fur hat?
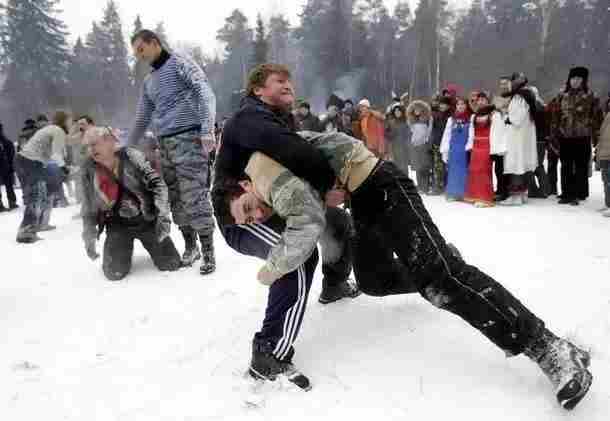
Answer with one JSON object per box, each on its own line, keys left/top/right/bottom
{"left": 358, "top": 99, "right": 371, "bottom": 108}
{"left": 568, "top": 66, "right": 589, "bottom": 81}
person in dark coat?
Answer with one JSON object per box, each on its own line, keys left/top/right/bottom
{"left": 295, "top": 101, "right": 322, "bottom": 132}
{"left": 0, "top": 123, "right": 18, "bottom": 211}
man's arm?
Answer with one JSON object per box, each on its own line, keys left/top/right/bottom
{"left": 80, "top": 164, "right": 98, "bottom": 244}
{"left": 230, "top": 112, "right": 336, "bottom": 194}
{"left": 252, "top": 163, "right": 326, "bottom": 285}
{"left": 127, "top": 83, "right": 154, "bottom": 147}
{"left": 176, "top": 55, "right": 216, "bottom": 138}
{"left": 125, "top": 148, "right": 170, "bottom": 219}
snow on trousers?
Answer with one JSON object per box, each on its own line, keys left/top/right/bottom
{"left": 103, "top": 217, "right": 181, "bottom": 281}
{"left": 159, "top": 130, "right": 215, "bottom": 237}
{"left": 350, "top": 161, "right": 545, "bottom": 356}
{"left": 220, "top": 215, "right": 317, "bottom": 361}
{"left": 15, "top": 155, "right": 49, "bottom": 234}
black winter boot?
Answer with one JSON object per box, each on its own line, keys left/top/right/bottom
{"left": 524, "top": 328, "right": 592, "bottom": 410}
{"left": 318, "top": 279, "right": 361, "bottom": 304}
{"left": 249, "top": 339, "right": 311, "bottom": 391}
{"left": 199, "top": 234, "right": 216, "bottom": 275}
{"left": 180, "top": 227, "right": 201, "bottom": 266}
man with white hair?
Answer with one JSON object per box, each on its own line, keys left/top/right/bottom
{"left": 80, "top": 127, "right": 182, "bottom": 281}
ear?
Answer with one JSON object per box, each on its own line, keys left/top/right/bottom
{"left": 253, "top": 86, "right": 264, "bottom": 97}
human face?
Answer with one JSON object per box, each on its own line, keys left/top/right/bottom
{"left": 477, "top": 96, "right": 489, "bottom": 108}
{"left": 456, "top": 100, "right": 467, "bottom": 114}
{"left": 499, "top": 79, "right": 511, "bottom": 94}
{"left": 570, "top": 76, "right": 583, "bottom": 90}
{"left": 88, "top": 133, "right": 117, "bottom": 164}
{"left": 359, "top": 105, "right": 370, "bottom": 117}
{"left": 230, "top": 181, "right": 273, "bottom": 224}
{"left": 132, "top": 38, "right": 161, "bottom": 65}
{"left": 393, "top": 108, "right": 403, "bottom": 119}
{"left": 439, "top": 103, "right": 450, "bottom": 112}
{"left": 254, "top": 73, "right": 295, "bottom": 109}
{"left": 77, "top": 118, "right": 92, "bottom": 134}
{"left": 298, "top": 107, "right": 309, "bottom": 117}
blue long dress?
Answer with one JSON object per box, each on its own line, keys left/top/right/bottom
{"left": 446, "top": 119, "right": 469, "bottom": 199}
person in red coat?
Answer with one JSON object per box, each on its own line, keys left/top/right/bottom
{"left": 465, "top": 93, "right": 495, "bottom": 207}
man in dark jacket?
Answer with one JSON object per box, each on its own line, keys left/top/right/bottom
{"left": 295, "top": 101, "right": 322, "bottom": 132}
{"left": 0, "top": 123, "right": 18, "bottom": 211}
{"left": 212, "top": 64, "right": 359, "bottom": 389}
{"left": 429, "top": 97, "right": 452, "bottom": 194}
{"left": 81, "top": 127, "right": 182, "bottom": 281}
{"left": 550, "top": 67, "right": 603, "bottom": 205}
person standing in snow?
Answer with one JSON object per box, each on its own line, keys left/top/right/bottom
{"left": 80, "top": 127, "right": 182, "bottom": 281}
{"left": 596, "top": 111, "right": 610, "bottom": 217}
{"left": 497, "top": 72, "right": 538, "bottom": 206}
{"left": 384, "top": 103, "right": 411, "bottom": 174}
{"left": 0, "top": 123, "right": 18, "bottom": 212}
{"left": 429, "top": 96, "right": 452, "bottom": 195}
{"left": 127, "top": 29, "right": 217, "bottom": 275}
{"left": 406, "top": 100, "right": 433, "bottom": 193}
{"left": 549, "top": 67, "right": 603, "bottom": 205}
{"left": 15, "top": 111, "right": 71, "bottom": 243}
{"left": 441, "top": 97, "right": 471, "bottom": 201}
{"left": 217, "top": 129, "right": 593, "bottom": 410}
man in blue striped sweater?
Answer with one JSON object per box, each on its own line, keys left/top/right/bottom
{"left": 127, "top": 30, "right": 217, "bottom": 275}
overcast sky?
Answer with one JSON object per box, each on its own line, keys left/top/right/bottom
{"left": 58, "top": 0, "right": 471, "bottom": 56}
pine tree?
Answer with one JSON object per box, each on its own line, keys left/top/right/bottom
{"left": 131, "top": 14, "right": 150, "bottom": 108}
{"left": 251, "top": 14, "right": 268, "bottom": 67}
{"left": 268, "top": 14, "right": 291, "bottom": 64}
{"left": 66, "top": 37, "right": 94, "bottom": 116}
{"left": 216, "top": 9, "right": 252, "bottom": 101}
{"left": 0, "top": 0, "right": 71, "bottom": 118}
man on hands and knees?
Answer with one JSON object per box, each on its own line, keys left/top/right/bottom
{"left": 81, "top": 127, "right": 182, "bottom": 281}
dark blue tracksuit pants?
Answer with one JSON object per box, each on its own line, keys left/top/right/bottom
{"left": 220, "top": 214, "right": 317, "bottom": 361}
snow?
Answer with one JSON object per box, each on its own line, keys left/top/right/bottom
{"left": 1, "top": 177, "right": 609, "bottom": 421}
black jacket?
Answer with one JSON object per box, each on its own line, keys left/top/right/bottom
{"left": 214, "top": 95, "right": 335, "bottom": 196}
{"left": 0, "top": 133, "right": 15, "bottom": 178}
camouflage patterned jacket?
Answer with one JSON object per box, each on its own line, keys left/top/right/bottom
{"left": 81, "top": 148, "right": 170, "bottom": 244}
{"left": 550, "top": 89, "right": 603, "bottom": 144}
{"left": 246, "top": 131, "right": 378, "bottom": 280}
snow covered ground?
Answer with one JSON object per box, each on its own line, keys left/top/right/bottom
{"left": 1, "top": 177, "right": 609, "bottom": 421}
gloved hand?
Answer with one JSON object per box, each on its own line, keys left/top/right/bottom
{"left": 155, "top": 215, "right": 171, "bottom": 243}
{"left": 85, "top": 239, "right": 99, "bottom": 261}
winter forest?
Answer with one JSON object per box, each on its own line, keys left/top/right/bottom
{"left": 1, "top": 0, "right": 609, "bottom": 136}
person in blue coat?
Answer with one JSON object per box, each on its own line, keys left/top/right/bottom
{"left": 440, "top": 97, "right": 471, "bottom": 201}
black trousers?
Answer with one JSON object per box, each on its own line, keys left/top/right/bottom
{"left": 350, "top": 161, "right": 544, "bottom": 356}
{"left": 559, "top": 140, "right": 592, "bottom": 201}
{"left": 0, "top": 172, "right": 17, "bottom": 206}
{"left": 547, "top": 149, "right": 560, "bottom": 195}
{"left": 526, "top": 142, "right": 549, "bottom": 198}
{"left": 491, "top": 155, "right": 509, "bottom": 199}
{"left": 103, "top": 218, "right": 181, "bottom": 281}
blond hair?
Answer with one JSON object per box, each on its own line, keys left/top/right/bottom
{"left": 83, "top": 126, "right": 117, "bottom": 145}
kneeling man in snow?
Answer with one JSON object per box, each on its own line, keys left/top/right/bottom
{"left": 214, "top": 130, "right": 593, "bottom": 410}
{"left": 80, "top": 127, "right": 182, "bottom": 281}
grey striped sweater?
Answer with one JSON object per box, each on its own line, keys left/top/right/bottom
{"left": 127, "top": 54, "right": 216, "bottom": 146}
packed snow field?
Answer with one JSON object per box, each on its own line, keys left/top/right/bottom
{"left": 1, "top": 177, "right": 609, "bottom": 421}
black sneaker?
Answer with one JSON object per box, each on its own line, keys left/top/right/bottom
{"left": 525, "top": 329, "right": 592, "bottom": 410}
{"left": 318, "top": 280, "right": 361, "bottom": 304}
{"left": 200, "top": 248, "right": 216, "bottom": 275}
{"left": 249, "top": 340, "right": 311, "bottom": 391}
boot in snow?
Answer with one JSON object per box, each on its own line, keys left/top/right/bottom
{"left": 249, "top": 339, "right": 311, "bottom": 391}
{"left": 524, "top": 329, "right": 592, "bottom": 410}
{"left": 318, "top": 279, "right": 361, "bottom": 304}
{"left": 199, "top": 234, "right": 216, "bottom": 275}
{"left": 180, "top": 227, "right": 201, "bottom": 266}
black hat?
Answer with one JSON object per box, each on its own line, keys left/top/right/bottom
{"left": 439, "top": 96, "right": 453, "bottom": 106}
{"left": 298, "top": 101, "right": 311, "bottom": 110}
{"left": 568, "top": 66, "right": 589, "bottom": 81}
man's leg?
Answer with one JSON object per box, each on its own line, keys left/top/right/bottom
{"left": 601, "top": 160, "right": 610, "bottom": 209}
{"left": 547, "top": 149, "right": 559, "bottom": 195}
{"left": 16, "top": 157, "right": 46, "bottom": 243}
{"left": 102, "top": 225, "right": 135, "bottom": 281}
{"left": 575, "top": 142, "right": 591, "bottom": 201}
{"left": 160, "top": 132, "right": 215, "bottom": 274}
{"left": 137, "top": 223, "right": 182, "bottom": 272}
{"left": 318, "top": 206, "right": 360, "bottom": 304}
{"left": 351, "top": 162, "right": 592, "bottom": 409}
{"left": 220, "top": 216, "right": 314, "bottom": 384}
